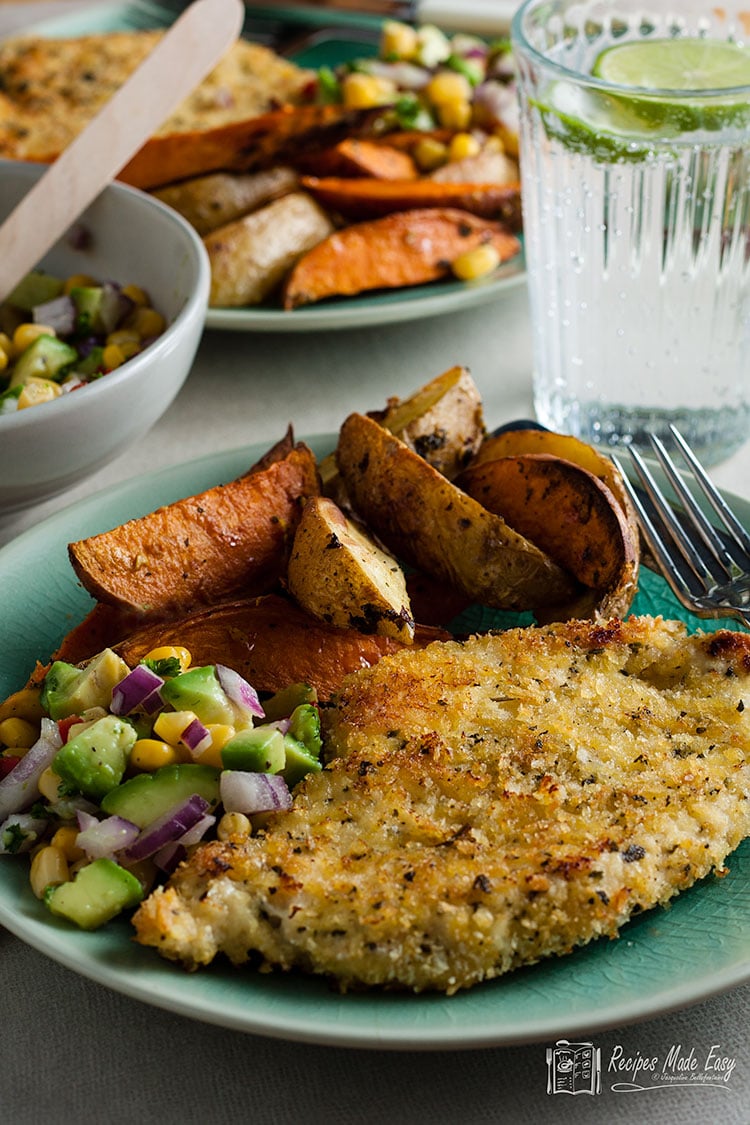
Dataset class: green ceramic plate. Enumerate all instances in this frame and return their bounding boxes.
[0,436,748,1050]
[22,2,527,334]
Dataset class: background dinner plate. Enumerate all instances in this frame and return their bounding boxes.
[22,1,528,333]
[0,436,748,1050]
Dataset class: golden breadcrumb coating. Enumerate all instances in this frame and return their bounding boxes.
[133,616,750,993]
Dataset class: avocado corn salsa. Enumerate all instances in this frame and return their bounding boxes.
[0,269,167,415]
[0,646,322,930]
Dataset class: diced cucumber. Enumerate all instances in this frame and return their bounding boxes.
[9,334,78,387]
[7,271,64,311]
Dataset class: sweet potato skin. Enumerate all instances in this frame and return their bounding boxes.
[113,594,447,700]
[294,139,418,181]
[67,444,320,617]
[282,208,521,309]
[299,175,523,228]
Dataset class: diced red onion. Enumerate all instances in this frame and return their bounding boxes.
[32,294,76,336]
[0,718,62,821]
[76,812,140,859]
[153,840,186,873]
[177,812,215,846]
[180,717,212,758]
[110,665,164,716]
[473,80,519,130]
[98,282,135,334]
[267,717,291,735]
[123,793,210,862]
[220,770,292,815]
[364,59,430,89]
[0,812,49,854]
[215,664,264,720]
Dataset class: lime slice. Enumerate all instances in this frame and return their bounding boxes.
[592,38,750,92]
[535,38,750,159]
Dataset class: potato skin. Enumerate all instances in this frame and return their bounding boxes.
[153,167,299,235]
[336,413,577,611]
[204,191,334,307]
[287,496,415,642]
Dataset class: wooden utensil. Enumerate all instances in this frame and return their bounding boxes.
[0,0,244,303]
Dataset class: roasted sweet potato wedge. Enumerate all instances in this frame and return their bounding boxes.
[67,443,320,617]
[472,427,640,555]
[294,138,418,180]
[118,105,379,190]
[283,209,521,309]
[299,175,522,228]
[336,413,578,612]
[113,594,447,700]
[455,453,639,619]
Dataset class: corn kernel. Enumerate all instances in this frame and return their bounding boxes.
[380,19,418,60]
[17,378,62,409]
[63,273,96,295]
[121,283,149,307]
[191,723,235,768]
[13,323,56,354]
[484,133,506,154]
[217,811,252,842]
[0,349,7,374]
[497,125,519,158]
[38,766,66,802]
[448,132,481,162]
[153,709,196,745]
[341,71,397,109]
[437,99,472,130]
[106,328,141,347]
[131,738,180,771]
[30,845,69,899]
[102,343,126,370]
[50,825,85,863]
[143,646,192,672]
[413,136,449,172]
[130,306,166,339]
[0,688,44,725]
[118,340,140,360]
[0,716,38,749]
[451,243,502,281]
[0,331,13,355]
[426,70,472,106]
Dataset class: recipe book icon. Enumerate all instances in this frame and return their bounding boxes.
[546,1040,602,1095]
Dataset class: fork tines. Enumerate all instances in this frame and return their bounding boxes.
[612,425,750,626]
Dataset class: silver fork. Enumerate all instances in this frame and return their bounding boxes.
[612,425,750,629]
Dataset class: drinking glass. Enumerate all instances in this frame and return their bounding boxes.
[511,0,750,466]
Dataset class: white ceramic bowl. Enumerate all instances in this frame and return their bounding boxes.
[0,159,210,513]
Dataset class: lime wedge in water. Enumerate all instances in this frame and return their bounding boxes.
[592,37,750,92]
[536,37,750,159]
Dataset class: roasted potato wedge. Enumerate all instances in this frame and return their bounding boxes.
[336,413,578,611]
[204,192,334,307]
[287,497,415,643]
[319,365,485,493]
[68,443,320,618]
[456,453,639,619]
[153,167,300,236]
[113,595,446,700]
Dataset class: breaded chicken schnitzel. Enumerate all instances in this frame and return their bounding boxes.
[133,616,750,993]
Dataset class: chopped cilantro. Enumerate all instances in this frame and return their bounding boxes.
[143,656,181,679]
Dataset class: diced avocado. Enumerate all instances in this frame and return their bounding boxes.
[45,858,143,930]
[262,682,317,722]
[74,345,104,378]
[221,727,285,773]
[42,649,131,720]
[9,334,78,387]
[281,735,322,788]
[287,703,322,758]
[69,286,105,333]
[160,666,234,726]
[7,271,64,311]
[52,715,135,800]
[100,762,220,828]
